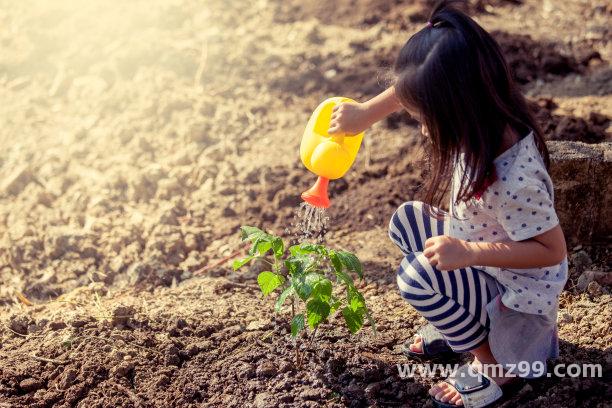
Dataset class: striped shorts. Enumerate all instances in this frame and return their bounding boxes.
[389,201,499,352]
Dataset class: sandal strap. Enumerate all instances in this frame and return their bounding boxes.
[418,323,452,356]
[443,365,503,408]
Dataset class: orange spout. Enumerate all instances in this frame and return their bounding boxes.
[301,176,330,208]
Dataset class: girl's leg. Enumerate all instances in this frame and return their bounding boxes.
[396,252,494,352]
[389,201,446,255]
[389,201,449,353]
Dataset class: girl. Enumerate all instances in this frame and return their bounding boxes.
[328,2,568,407]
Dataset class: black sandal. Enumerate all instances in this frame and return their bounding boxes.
[402,323,458,361]
[431,364,504,408]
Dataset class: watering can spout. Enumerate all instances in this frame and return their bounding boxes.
[301,176,330,208]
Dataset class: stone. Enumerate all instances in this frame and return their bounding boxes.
[254,392,274,408]
[164,345,181,366]
[256,361,277,378]
[558,311,573,324]
[19,378,45,393]
[112,361,135,378]
[49,321,67,331]
[59,368,78,389]
[548,141,611,245]
[111,305,136,327]
[8,314,30,335]
[1,165,32,196]
[570,250,592,273]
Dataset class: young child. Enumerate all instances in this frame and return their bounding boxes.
[328,2,568,407]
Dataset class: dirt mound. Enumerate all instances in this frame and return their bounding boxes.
[273,0,524,28]
[530,98,610,143]
[1,272,609,407]
[493,32,602,85]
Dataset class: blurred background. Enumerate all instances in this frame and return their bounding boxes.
[0,1,610,407]
[0,0,609,304]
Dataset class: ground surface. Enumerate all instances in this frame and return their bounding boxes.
[0,0,610,407]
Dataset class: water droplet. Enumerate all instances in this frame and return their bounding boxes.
[287,202,330,244]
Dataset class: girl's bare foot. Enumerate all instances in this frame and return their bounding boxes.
[409,335,423,353]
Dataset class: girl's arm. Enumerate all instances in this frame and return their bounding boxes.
[423,225,567,271]
[328,87,403,135]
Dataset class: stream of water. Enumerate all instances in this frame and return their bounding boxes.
[284,202,329,244]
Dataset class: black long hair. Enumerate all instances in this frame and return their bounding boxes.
[393,0,549,214]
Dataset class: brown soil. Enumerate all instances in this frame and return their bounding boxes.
[0,0,610,407]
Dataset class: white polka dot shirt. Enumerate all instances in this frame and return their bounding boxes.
[449,132,568,315]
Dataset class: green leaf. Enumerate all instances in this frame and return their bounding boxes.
[232,255,255,271]
[284,254,313,276]
[239,226,282,257]
[329,297,342,314]
[336,251,363,279]
[311,277,332,302]
[328,251,343,273]
[271,237,284,259]
[306,299,331,329]
[334,268,355,288]
[240,225,267,241]
[342,306,364,333]
[275,285,294,312]
[289,243,327,257]
[253,239,272,256]
[291,314,305,337]
[292,273,313,300]
[257,271,285,296]
[348,289,366,312]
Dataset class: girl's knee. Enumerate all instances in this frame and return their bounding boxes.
[389,201,423,253]
[396,254,434,295]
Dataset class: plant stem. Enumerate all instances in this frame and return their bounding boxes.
[310,325,318,344]
[295,339,301,368]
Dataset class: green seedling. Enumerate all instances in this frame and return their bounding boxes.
[233,226,375,350]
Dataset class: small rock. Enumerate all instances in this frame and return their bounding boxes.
[49,321,67,331]
[111,361,135,378]
[570,250,592,273]
[70,318,89,328]
[576,270,596,292]
[222,206,237,217]
[299,388,321,401]
[246,320,268,331]
[343,383,365,400]
[237,363,255,380]
[1,165,32,196]
[587,281,603,297]
[365,381,384,399]
[254,392,274,408]
[164,345,181,366]
[185,343,199,357]
[19,378,45,393]
[59,368,78,389]
[558,311,573,324]
[517,383,533,396]
[405,381,422,396]
[278,360,294,373]
[256,361,277,378]
[8,314,30,335]
[111,305,136,327]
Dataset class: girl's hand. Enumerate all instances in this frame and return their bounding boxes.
[423,235,476,271]
[328,102,372,135]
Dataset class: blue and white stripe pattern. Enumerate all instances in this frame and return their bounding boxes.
[389,201,498,352]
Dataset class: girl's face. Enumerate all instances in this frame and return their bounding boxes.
[403,104,430,137]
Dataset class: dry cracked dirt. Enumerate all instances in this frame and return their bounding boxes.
[0,0,610,407]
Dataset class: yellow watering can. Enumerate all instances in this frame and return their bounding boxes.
[300,97,365,208]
